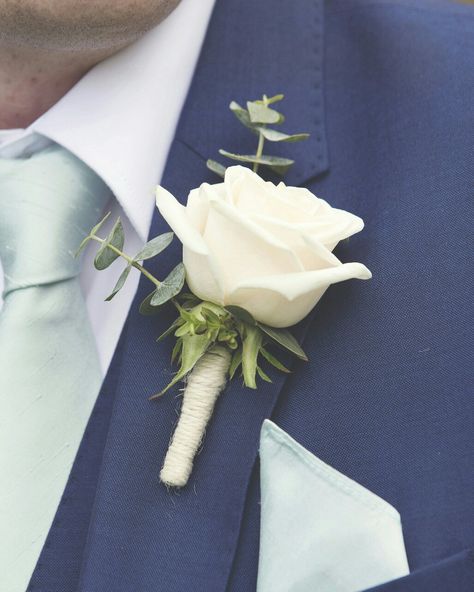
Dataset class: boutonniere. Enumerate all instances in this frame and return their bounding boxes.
[79,94,371,487]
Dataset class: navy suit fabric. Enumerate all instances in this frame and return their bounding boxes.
[30,1,474,591]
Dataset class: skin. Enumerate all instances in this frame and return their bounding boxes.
[0,0,182,128]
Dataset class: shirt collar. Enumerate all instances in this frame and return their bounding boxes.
[29,0,215,242]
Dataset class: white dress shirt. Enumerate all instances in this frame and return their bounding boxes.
[0,0,216,589]
[0,0,216,371]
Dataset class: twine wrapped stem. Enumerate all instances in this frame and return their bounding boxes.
[160,345,231,487]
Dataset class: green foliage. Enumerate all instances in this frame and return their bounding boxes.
[206,159,227,179]
[241,325,263,389]
[256,128,310,143]
[134,233,174,261]
[247,101,284,125]
[150,263,186,306]
[79,215,179,305]
[207,93,310,177]
[105,264,132,301]
[75,211,111,257]
[257,323,308,361]
[154,295,308,395]
[225,305,256,326]
[218,150,294,176]
[94,218,124,270]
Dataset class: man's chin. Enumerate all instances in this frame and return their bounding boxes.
[0,0,182,52]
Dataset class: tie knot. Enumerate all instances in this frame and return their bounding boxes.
[0,144,111,295]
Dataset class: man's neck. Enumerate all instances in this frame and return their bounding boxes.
[0,44,121,129]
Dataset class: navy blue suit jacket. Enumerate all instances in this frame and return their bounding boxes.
[30,0,474,590]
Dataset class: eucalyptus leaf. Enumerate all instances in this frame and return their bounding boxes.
[219,150,294,175]
[206,159,227,179]
[229,101,256,130]
[268,162,294,176]
[257,323,308,361]
[150,333,211,398]
[90,211,111,237]
[261,94,285,105]
[139,291,162,315]
[104,264,132,301]
[75,235,92,258]
[256,128,310,143]
[75,212,112,257]
[242,326,263,389]
[150,263,186,306]
[225,305,256,326]
[134,232,174,261]
[94,217,124,270]
[247,101,284,125]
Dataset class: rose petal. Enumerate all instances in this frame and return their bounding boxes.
[228,262,372,327]
[186,187,210,233]
[224,166,312,224]
[248,213,348,270]
[183,247,226,304]
[202,199,305,296]
[155,186,208,255]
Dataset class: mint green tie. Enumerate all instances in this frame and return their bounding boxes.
[0,144,111,590]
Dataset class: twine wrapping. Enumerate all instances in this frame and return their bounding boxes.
[160,346,231,487]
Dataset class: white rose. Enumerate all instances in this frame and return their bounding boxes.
[155,166,371,328]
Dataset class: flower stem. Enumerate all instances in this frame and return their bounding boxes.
[253,132,265,174]
[90,235,161,287]
[160,345,231,487]
[253,94,269,175]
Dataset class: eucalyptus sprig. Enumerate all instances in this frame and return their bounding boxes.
[76,212,185,306]
[77,214,307,395]
[207,93,309,178]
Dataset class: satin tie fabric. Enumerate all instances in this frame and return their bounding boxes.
[0,144,111,591]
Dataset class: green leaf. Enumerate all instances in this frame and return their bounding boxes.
[75,212,112,257]
[206,159,227,179]
[242,326,263,389]
[175,322,192,338]
[150,333,211,398]
[201,301,227,317]
[94,217,125,270]
[225,305,256,326]
[134,233,174,261]
[229,350,243,380]
[257,365,272,383]
[75,235,92,258]
[260,347,290,373]
[139,291,162,315]
[256,128,310,143]
[257,323,308,361]
[261,94,284,105]
[171,339,183,364]
[219,150,294,175]
[150,263,186,306]
[157,317,184,342]
[229,101,256,130]
[90,211,111,237]
[247,101,285,125]
[104,264,132,301]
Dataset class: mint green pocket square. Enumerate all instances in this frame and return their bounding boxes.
[257,421,409,592]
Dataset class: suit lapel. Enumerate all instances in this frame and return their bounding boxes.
[35,1,328,590]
